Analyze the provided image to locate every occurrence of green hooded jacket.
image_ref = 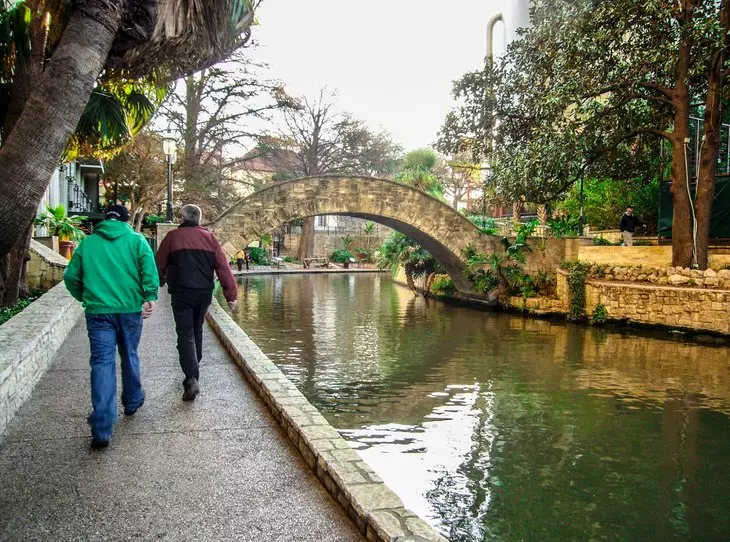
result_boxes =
[64,220,159,314]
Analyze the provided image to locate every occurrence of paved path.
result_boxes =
[0,288,361,541]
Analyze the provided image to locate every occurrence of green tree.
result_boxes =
[394,148,444,199]
[0,0,257,302]
[439,0,730,269]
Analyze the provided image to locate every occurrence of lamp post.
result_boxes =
[162,134,177,222]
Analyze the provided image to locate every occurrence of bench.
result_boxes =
[272,256,284,269]
[303,257,329,269]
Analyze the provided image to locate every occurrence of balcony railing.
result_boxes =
[67,178,96,214]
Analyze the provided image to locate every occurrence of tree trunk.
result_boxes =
[0,1,123,258]
[537,204,549,225]
[669,18,695,268]
[297,217,315,260]
[694,0,730,269]
[0,222,32,308]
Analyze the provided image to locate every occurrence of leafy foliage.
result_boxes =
[0,287,44,326]
[556,177,660,234]
[330,249,353,264]
[546,215,580,239]
[560,261,590,321]
[590,303,609,325]
[376,232,443,293]
[431,275,456,295]
[247,246,269,265]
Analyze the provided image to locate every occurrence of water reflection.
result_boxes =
[225,274,730,541]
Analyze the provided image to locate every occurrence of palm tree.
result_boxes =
[0,0,256,305]
[376,232,443,295]
[0,0,255,256]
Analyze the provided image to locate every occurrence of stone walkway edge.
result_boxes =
[206,300,448,542]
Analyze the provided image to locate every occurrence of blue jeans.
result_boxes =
[85,313,145,441]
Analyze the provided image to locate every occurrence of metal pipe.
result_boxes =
[486,13,504,68]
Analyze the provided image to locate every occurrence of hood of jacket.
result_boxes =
[94,219,134,240]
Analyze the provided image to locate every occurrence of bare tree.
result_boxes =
[155,49,294,217]
[265,89,401,259]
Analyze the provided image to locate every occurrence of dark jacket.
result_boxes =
[619,214,643,233]
[155,222,237,302]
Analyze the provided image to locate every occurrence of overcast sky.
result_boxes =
[249,0,507,151]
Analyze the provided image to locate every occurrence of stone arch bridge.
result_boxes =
[208,176,497,292]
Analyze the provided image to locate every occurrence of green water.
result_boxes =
[225,273,730,541]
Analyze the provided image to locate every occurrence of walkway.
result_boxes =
[0,288,361,541]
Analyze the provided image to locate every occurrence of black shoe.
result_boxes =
[182,378,200,402]
[91,438,109,450]
[124,396,145,416]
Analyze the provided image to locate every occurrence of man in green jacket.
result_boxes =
[64,205,159,449]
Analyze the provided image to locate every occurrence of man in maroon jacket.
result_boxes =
[156,204,238,401]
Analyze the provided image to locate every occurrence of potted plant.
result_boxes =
[34,204,87,259]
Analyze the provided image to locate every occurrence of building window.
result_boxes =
[317,215,327,227]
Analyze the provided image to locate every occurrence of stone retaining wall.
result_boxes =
[510,272,730,335]
[27,239,69,290]
[0,282,83,437]
[205,300,446,542]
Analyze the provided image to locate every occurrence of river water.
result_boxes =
[224,273,730,541]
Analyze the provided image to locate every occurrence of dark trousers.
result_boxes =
[237,258,244,271]
[171,290,212,381]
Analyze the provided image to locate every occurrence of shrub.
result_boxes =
[560,261,590,321]
[0,288,46,326]
[330,249,354,263]
[592,236,612,246]
[590,304,608,325]
[356,247,375,263]
[283,256,293,263]
[248,247,270,265]
[431,276,456,295]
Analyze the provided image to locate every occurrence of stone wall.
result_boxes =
[27,239,69,290]
[544,271,730,335]
[0,282,83,437]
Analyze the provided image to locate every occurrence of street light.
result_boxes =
[162,134,177,222]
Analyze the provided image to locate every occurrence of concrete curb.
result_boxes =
[206,299,447,542]
[0,282,83,437]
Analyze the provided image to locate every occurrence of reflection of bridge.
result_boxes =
[208,176,498,292]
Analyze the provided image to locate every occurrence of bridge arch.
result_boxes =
[208,176,493,292]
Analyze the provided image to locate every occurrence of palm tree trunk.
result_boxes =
[0,1,124,258]
[0,222,32,307]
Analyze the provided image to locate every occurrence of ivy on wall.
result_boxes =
[560,261,589,321]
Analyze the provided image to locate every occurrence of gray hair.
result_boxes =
[181,204,202,225]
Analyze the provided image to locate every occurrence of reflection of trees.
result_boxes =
[228,274,730,541]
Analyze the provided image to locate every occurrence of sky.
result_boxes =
[249,0,507,151]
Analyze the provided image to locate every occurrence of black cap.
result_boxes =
[105,205,130,222]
